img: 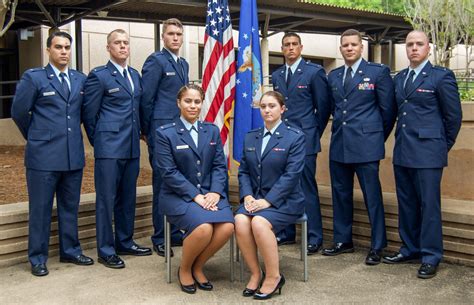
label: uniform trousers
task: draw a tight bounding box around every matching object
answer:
[394,165,444,265]
[95,158,139,257]
[26,168,83,265]
[330,160,387,250]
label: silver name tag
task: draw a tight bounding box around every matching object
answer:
[166,72,176,76]
[176,145,189,150]
[108,88,120,93]
[43,91,56,96]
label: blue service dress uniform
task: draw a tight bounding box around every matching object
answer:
[392,61,462,266]
[82,61,142,258]
[327,59,396,251]
[140,48,189,245]
[236,123,306,232]
[271,58,331,245]
[154,119,233,236]
[11,64,87,266]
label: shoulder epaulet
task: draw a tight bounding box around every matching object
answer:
[92,65,107,73]
[128,66,139,73]
[159,122,176,130]
[28,67,44,73]
[248,127,262,134]
[286,126,302,134]
[433,65,448,72]
[306,61,321,68]
[367,62,385,68]
[72,69,86,77]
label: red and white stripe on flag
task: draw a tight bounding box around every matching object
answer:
[201,0,236,158]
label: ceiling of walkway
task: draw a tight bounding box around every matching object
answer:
[13,0,412,42]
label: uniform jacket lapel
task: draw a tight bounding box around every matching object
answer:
[68,70,81,101]
[130,69,141,97]
[406,61,432,97]
[261,124,284,160]
[254,128,264,163]
[197,122,209,156]
[287,59,305,93]
[344,59,367,96]
[397,68,409,98]
[163,48,185,84]
[176,119,199,156]
[107,61,132,96]
[276,68,288,95]
[45,64,68,101]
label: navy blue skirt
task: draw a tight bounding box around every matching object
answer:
[167,203,234,238]
[235,205,302,234]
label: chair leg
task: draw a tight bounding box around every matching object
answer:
[165,216,171,284]
[302,220,308,282]
[230,233,235,282]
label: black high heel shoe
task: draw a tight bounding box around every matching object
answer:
[178,267,196,294]
[253,274,285,300]
[242,271,265,297]
[192,273,213,291]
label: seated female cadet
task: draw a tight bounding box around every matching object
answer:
[154,84,234,294]
[235,91,306,300]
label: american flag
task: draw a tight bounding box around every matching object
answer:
[201,0,236,158]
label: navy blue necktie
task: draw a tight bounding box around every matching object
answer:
[286,67,292,88]
[404,70,416,94]
[177,58,185,79]
[343,67,352,93]
[59,72,70,100]
[123,69,133,93]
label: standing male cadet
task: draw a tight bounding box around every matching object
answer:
[12,31,94,276]
[140,18,189,257]
[83,29,151,269]
[271,32,331,254]
[383,30,462,279]
[323,29,396,265]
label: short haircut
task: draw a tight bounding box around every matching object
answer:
[107,29,128,44]
[46,31,72,48]
[340,29,362,43]
[163,18,183,33]
[281,32,301,45]
[406,30,430,43]
[260,90,285,107]
[177,84,205,101]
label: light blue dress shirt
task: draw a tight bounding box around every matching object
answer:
[405,58,429,86]
[50,64,70,90]
[261,120,282,155]
[342,56,363,84]
[180,116,199,147]
[110,59,134,92]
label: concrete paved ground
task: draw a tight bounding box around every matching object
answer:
[1,238,473,304]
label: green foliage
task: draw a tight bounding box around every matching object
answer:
[307,0,405,14]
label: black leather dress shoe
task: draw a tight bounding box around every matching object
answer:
[193,273,213,291]
[307,244,322,255]
[253,274,286,300]
[60,254,94,266]
[276,237,296,246]
[178,268,196,294]
[31,263,49,276]
[243,270,265,297]
[382,252,420,264]
[365,249,382,265]
[98,255,125,269]
[417,263,437,279]
[153,244,174,257]
[117,244,152,256]
[322,242,354,256]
